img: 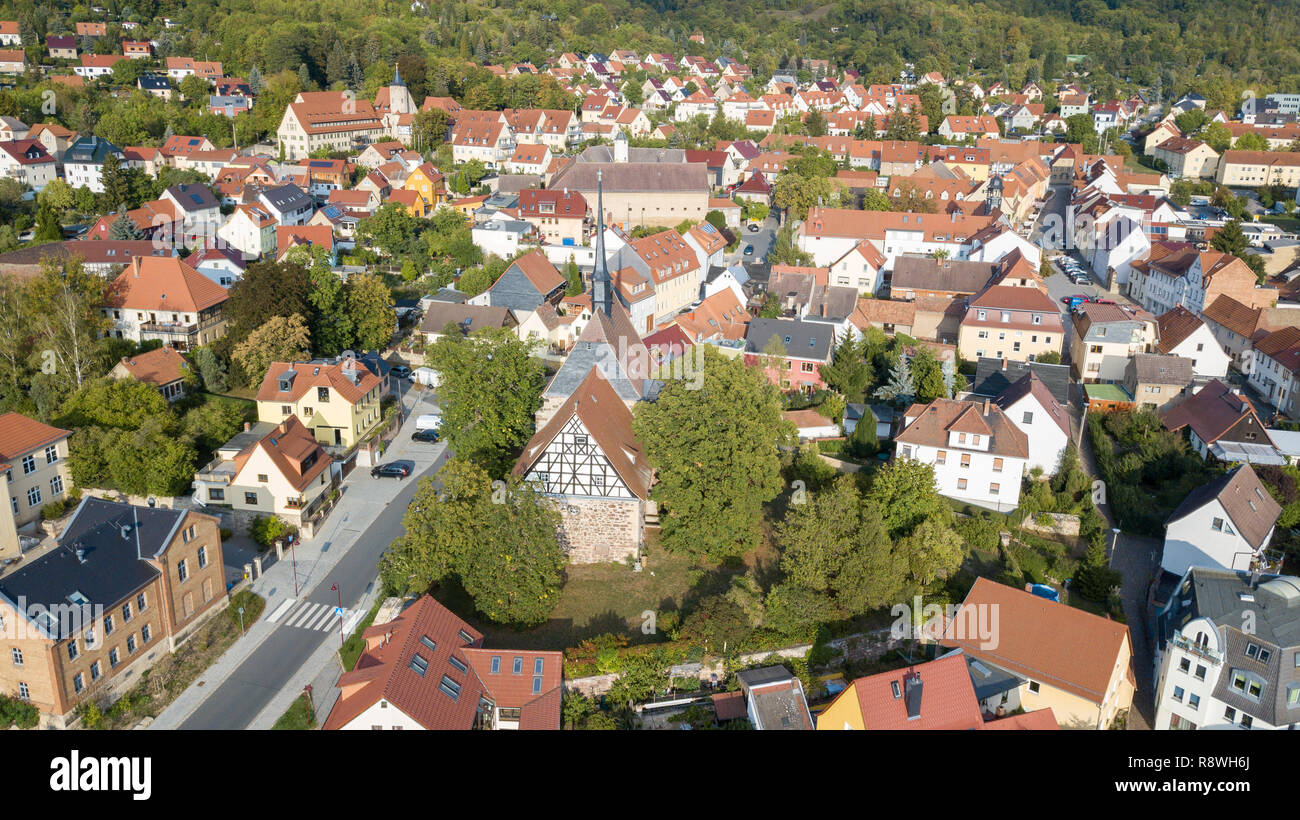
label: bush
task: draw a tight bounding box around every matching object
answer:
[954,514,1001,553]
[41,499,67,520]
[219,528,233,541]
[0,694,39,729]
[248,515,294,548]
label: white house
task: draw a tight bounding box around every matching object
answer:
[1247,326,1300,417]
[993,372,1070,476]
[894,397,1029,512]
[218,204,277,260]
[1161,463,1281,579]
[1155,306,1231,379]
[1152,567,1300,730]
[471,215,535,260]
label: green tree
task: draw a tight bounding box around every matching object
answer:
[564,257,583,297]
[346,274,394,352]
[911,346,946,403]
[866,458,949,540]
[819,331,872,402]
[379,460,564,625]
[192,346,228,394]
[107,212,142,241]
[224,260,314,342]
[894,515,966,591]
[1235,131,1269,151]
[26,259,108,392]
[633,348,792,560]
[847,407,879,457]
[232,313,312,387]
[424,326,547,477]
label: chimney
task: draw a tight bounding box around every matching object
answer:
[75,549,86,563]
[243,422,251,431]
[903,670,924,719]
[1001,359,1008,371]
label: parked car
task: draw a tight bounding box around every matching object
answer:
[743,244,754,255]
[1061,294,1089,308]
[415,413,442,430]
[1094,298,1116,305]
[371,461,414,479]
[411,428,441,443]
[390,364,411,379]
[747,223,760,232]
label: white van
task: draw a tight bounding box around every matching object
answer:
[411,366,440,387]
[415,414,442,431]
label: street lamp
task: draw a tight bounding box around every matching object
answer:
[332,583,344,647]
[289,534,299,597]
[237,606,245,636]
[1109,527,1122,561]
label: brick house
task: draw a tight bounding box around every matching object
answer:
[0,498,226,727]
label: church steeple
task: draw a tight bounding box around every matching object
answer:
[393,62,405,87]
[591,170,613,317]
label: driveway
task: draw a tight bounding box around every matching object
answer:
[729,216,777,265]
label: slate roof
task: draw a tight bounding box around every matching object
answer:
[1166,462,1281,550]
[970,357,1070,404]
[1126,352,1193,387]
[544,297,654,403]
[420,302,516,336]
[743,317,834,361]
[0,498,188,639]
[891,255,996,295]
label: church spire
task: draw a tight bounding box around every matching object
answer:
[591,170,612,317]
[393,61,405,87]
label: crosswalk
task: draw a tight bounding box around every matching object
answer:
[269,598,362,634]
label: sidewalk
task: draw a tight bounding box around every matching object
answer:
[149,386,442,730]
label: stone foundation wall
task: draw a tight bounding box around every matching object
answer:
[1021,512,1081,537]
[557,497,642,564]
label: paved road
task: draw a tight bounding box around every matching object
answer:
[729,215,777,265]
[1111,532,1161,730]
[178,400,450,729]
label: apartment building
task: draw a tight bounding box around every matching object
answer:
[255,359,384,450]
[894,398,1029,511]
[102,256,228,351]
[1068,302,1158,383]
[0,414,72,560]
[0,498,226,727]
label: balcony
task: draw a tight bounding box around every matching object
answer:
[1170,633,1222,666]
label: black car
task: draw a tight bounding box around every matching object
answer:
[747,223,760,232]
[411,428,441,443]
[371,461,414,479]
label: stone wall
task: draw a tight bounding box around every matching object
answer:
[1020,512,1081,537]
[557,496,642,564]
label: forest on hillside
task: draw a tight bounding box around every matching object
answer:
[1,0,1297,113]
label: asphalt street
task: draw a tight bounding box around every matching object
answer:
[178,402,450,729]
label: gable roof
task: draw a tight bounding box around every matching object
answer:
[1161,379,1270,447]
[1167,463,1282,550]
[233,416,332,493]
[839,651,984,730]
[941,577,1132,706]
[895,398,1029,459]
[993,372,1070,438]
[512,369,651,499]
[323,595,561,730]
[970,357,1071,404]
[0,412,71,464]
[1155,305,1207,354]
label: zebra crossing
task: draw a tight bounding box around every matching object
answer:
[269,598,362,634]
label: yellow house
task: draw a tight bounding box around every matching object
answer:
[402,162,447,210]
[0,413,73,560]
[387,188,426,217]
[941,577,1136,730]
[192,417,335,527]
[255,360,384,450]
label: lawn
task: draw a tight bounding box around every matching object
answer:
[272,692,316,730]
[1262,214,1300,233]
[430,529,779,652]
[199,391,258,421]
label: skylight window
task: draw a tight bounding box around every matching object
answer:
[420,635,436,651]
[439,676,461,700]
[409,654,429,677]
[449,655,468,674]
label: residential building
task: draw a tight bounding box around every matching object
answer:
[0,414,72,560]
[608,228,704,328]
[1215,150,1300,187]
[1152,568,1300,730]
[732,666,814,730]
[218,204,277,260]
[0,139,57,190]
[1201,295,1297,375]
[255,359,384,450]
[323,594,562,730]
[419,303,518,343]
[1162,462,1282,579]
[895,398,1029,511]
[992,372,1071,476]
[818,649,1058,730]
[466,249,565,317]
[957,253,1063,364]
[1248,326,1300,417]
[63,136,124,194]
[1162,379,1275,461]
[518,188,587,247]
[548,147,710,229]
[1156,305,1231,378]
[1152,137,1220,179]
[743,317,834,392]
[1129,242,1276,318]
[108,346,193,402]
[0,498,226,727]
[941,577,1135,730]
[102,256,228,350]
[257,184,315,227]
[512,369,652,564]
[192,418,335,529]
[1124,353,1195,411]
[1068,302,1159,383]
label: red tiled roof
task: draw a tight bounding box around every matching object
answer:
[0,412,71,463]
[107,256,227,312]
